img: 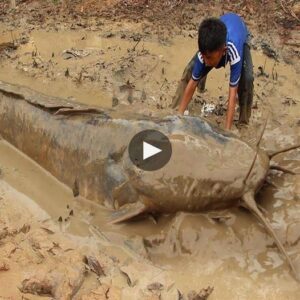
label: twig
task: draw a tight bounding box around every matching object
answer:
[280,0,289,14]
[263,57,267,73]
[10,30,15,44]
[280,0,300,23]
[132,39,141,51]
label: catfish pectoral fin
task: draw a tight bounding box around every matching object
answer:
[242,192,300,281]
[108,202,149,225]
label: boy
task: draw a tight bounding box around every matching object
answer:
[175,13,253,130]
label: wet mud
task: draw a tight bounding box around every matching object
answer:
[0,127,299,299]
[0,1,300,299]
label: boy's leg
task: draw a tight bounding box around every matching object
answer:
[171,53,208,108]
[198,75,207,93]
[171,53,197,108]
[238,43,254,124]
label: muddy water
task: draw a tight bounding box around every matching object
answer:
[0,28,229,108]
[0,64,112,107]
[1,28,300,298]
[1,29,299,116]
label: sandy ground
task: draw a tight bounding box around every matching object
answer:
[0,0,300,299]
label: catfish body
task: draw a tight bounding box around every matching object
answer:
[0,81,269,212]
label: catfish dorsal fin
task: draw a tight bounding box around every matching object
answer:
[242,192,299,281]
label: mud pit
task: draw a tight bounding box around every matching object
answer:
[1,1,300,299]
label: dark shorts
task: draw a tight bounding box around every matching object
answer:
[172,43,254,124]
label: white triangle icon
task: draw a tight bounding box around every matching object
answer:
[143,141,162,160]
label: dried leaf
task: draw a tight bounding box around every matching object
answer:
[0,261,9,271]
[84,255,105,277]
[20,224,30,234]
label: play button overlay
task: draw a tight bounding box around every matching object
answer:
[143,142,162,160]
[129,130,172,171]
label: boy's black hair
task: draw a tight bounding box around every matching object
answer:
[198,18,227,54]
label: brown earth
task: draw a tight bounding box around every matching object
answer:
[0,0,300,299]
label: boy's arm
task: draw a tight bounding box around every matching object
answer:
[178,79,198,115]
[225,86,238,130]
[227,41,243,130]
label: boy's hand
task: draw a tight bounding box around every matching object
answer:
[178,79,198,115]
[177,108,184,115]
[177,109,189,116]
[173,108,183,116]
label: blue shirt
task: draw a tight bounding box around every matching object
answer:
[192,13,249,87]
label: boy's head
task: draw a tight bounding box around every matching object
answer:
[198,18,227,67]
